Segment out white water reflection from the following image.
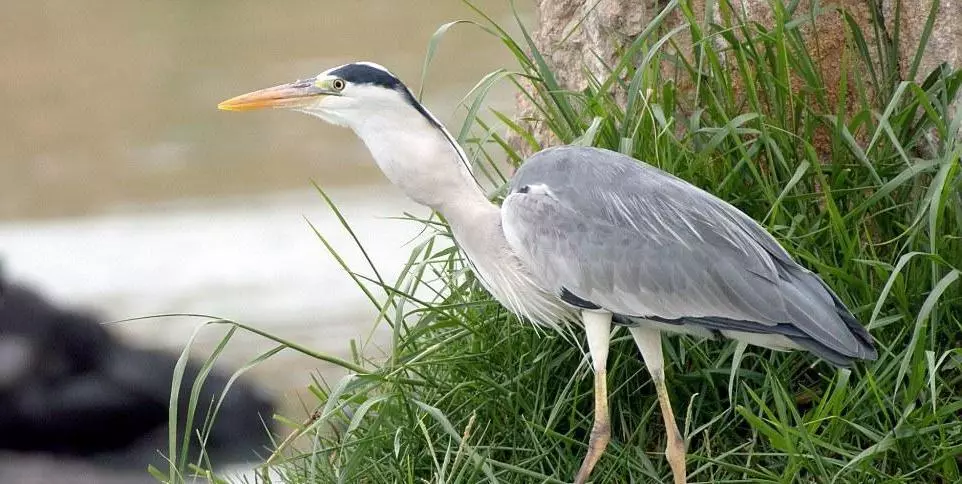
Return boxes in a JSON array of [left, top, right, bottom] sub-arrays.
[[0, 185, 423, 402]]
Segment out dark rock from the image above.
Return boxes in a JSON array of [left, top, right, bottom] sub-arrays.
[[0, 275, 275, 474]]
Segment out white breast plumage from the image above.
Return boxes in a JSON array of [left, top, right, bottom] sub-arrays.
[[465, 248, 575, 333]]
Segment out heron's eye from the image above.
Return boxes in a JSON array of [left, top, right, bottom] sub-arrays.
[[331, 78, 346, 91]]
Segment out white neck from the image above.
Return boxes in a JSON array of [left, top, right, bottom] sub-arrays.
[[352, 108, 490, 214], [346, 102, 573, 328]]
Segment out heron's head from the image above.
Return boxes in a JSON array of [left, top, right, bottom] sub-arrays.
[[217, 62, 426, 129], [218, 61, 475, 209]]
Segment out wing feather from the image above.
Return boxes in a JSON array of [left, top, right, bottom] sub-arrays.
[[502, 146, 876, 361]]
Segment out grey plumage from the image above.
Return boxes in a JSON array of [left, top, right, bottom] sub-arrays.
[[502, 146, 876, 366]]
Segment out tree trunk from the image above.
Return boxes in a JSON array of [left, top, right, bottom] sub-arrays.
[[515, 0, 961, 150], [512, 0, 650, 153]]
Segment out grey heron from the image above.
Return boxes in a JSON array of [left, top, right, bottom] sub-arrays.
[[218, 62, 877, 484]]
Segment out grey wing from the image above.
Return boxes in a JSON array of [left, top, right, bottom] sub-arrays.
[[502, 146, 876, 365]]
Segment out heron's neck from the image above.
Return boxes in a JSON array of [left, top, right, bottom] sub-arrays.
[[350, 107, 569, 325], [352, 111, 493, 217]]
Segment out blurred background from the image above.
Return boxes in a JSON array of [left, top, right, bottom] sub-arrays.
[[0, 1, 530, 481]]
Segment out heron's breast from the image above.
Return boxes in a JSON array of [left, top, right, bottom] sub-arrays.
[[446, 208, 574, 329], [472, 251, 573, 329]]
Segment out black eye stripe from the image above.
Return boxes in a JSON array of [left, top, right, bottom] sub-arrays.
[[323, 63, 443, 134], [327, 64, 401, 89]]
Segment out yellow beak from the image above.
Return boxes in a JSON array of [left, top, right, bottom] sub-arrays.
[[217, 78, 332, 111]]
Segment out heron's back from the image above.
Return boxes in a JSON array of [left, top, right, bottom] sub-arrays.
[[501, 146, 877, 366]]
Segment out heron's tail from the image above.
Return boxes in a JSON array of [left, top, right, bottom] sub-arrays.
[[822, 278, 878, 359], [782, 266, 878, 367]]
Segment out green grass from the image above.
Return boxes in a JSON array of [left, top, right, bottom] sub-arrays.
[[161, 0, 962, 482]]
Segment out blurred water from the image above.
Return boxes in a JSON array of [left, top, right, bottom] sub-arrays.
[[0, 0, 526, 219], [0, 188, 421, 395], [0, 0, 528, 414]]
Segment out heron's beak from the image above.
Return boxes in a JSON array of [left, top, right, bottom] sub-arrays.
[[218, 78, 333, 111]]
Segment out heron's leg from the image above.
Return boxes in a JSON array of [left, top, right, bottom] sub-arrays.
[[573, 310, 612, 484], [629, 326, 687, 484]]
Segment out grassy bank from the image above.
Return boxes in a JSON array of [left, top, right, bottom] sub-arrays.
[[165, 1, 962, 482]]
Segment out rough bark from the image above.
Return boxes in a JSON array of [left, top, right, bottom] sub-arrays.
[[513, 1, 650, 152], [530, 0, 648, 89], [887, 0, 962, 84], [515, 0, 962, 151]]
